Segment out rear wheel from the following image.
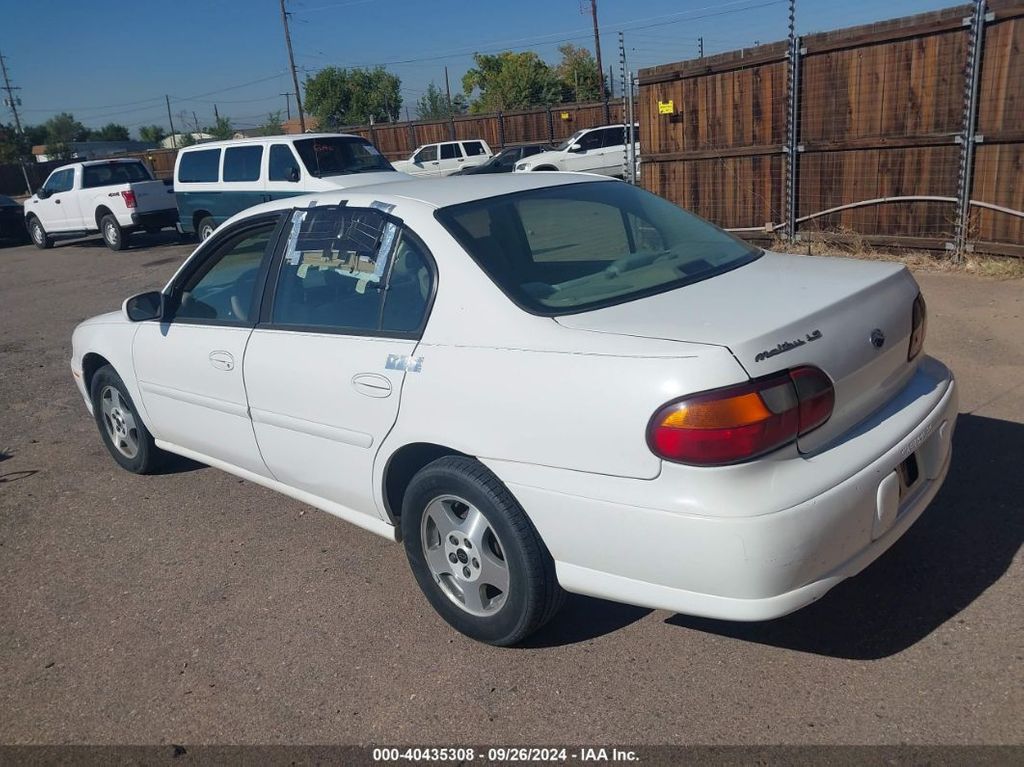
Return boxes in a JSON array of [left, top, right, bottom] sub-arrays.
[[101, 213, 128, 251], [28, 217, 53, 249], [90, 365, 163, 474], [197, 216, 216, 241], [402, 456, 564, 646]]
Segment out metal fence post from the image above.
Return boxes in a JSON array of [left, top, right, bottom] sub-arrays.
[[497, 110, 505, 148], [784, 0, 801, 242], [953, 0, 988, 261], [619, 31, 628, 180], [547, 106, 554, 143], [626, 71, 637, 185], [407, 121, 416, 155]]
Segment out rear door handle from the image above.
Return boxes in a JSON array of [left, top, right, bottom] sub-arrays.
[[55, 199, 61, 204], [209, 350, 235, 371], [352, 373, 392, 398]]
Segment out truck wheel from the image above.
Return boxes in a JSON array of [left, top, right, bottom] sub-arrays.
[[197, 216, 216, 242], [101, 214, 129, 251], [27, 217, 53, 250], [402, 456, 565, 646]]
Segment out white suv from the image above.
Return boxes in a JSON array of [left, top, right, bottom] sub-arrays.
[[391, 140, 492, 177], [514, 124, 639, 178]]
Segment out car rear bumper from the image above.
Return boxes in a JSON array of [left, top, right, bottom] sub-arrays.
[[130, 208, 178, 230], [486, 356, 957, 621]]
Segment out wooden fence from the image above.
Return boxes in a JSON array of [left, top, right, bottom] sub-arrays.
[[638, 1, 1024, 257]]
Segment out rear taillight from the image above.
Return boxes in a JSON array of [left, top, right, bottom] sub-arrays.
[[121, 190, 137, 208], [648, 366, 834, 466], [908, 293, 926, 361]]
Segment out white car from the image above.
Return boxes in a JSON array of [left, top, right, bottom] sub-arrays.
[[391, 139, 493, 177], [70, 174, 956, 646], [25, 159, 178, 251], [514, 124, 640, 177]]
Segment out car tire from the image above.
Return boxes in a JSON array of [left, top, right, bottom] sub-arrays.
[[101, 214, 129, 251], [27, 216, 53, 250], [197, 217, 216, 241], [402, 456, 565, 646], [90, 365, 163, 474]]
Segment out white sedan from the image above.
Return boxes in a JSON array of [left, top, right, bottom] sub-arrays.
[[70, 174, 957, 645]]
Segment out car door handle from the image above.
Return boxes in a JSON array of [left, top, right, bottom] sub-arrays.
[[55, 199, 61, 204], [351, 373, 392, 398], [209, 350, 235, 371]]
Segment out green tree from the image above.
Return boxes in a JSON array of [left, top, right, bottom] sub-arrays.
[[257, 111, 284, 136], [303, 66, 402, 129], [0, 122, 25, 163], [206, 115, 234, 140], [88, 122, 131, 141], [43, 112, 88, 158], [462, 51, 561, 113], [415, 82, 468, 121], [555, 44, 604, 103], [138, 125, 166, 144]]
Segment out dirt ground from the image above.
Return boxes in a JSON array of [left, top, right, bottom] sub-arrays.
[[0, 233, 1021, 746]]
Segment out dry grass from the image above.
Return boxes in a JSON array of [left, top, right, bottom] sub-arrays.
[[768, 234, 1024, 280]]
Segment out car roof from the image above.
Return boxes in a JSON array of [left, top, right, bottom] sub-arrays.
[[274, 172, 616, 212], [177, 133, 364, 150]]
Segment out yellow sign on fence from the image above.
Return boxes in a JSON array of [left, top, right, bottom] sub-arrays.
[[658, 100, 675, 115]]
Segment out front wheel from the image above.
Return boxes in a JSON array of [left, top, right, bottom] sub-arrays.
[[28, 217, 53, 249], [402, 456, 564, 646], [90, 365, 164, 474], [101, 213, 129, 251]]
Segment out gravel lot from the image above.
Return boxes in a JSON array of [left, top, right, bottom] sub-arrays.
[[0, 234, 1021, 746]]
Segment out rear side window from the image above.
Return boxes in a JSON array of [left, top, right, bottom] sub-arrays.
[[269, 206, 432, 336], [223, 146, 263, 182], [269, 144, 300, 181], [178, 149, 221, 183], [462, 141, 486, 157], [440, 143, 461, 160]]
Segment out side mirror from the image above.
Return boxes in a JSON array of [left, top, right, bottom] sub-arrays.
[[122, 291, 165, 322], [288, 166, 300, 182], [36, 188, 52, 199], [568, 143, 583, 153]]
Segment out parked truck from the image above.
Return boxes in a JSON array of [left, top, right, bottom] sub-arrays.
[[25, 159, 178, 251]]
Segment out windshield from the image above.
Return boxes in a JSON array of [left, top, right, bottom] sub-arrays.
[[436, 181, 761, 315], [556, 131, 585, 151], [293, 137, 395, 177]]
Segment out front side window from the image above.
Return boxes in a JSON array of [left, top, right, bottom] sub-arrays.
[[178, 149, 221, 183], [293, 137, 393, 177], [462, 141, 486, 157], [415, 145, 438, 163], [223, 146, 263, 182], [270, 207, 431, 335], [44, 169, 74, 193], [576, 130, 604, 151], [440, 143, 461, 160], [269, 144, 300, 181], [173, 222, 277, 324], [436, 182, 761, 315]]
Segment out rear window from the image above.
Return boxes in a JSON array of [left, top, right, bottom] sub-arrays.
[[82, 162, 152, 188], [178, 149, 221, 183], [462, 141, 486, 156], [223, 145, 263, 182], [436, 182, 761, 316], [293, 137, 393, 177]]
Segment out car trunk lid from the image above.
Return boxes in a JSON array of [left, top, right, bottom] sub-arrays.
[[554, 251, 921, 452]]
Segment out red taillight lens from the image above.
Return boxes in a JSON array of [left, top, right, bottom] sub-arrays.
[[648, 367, 834, 465], [121, 190, 137, 208], [908, 292, 926, 361]]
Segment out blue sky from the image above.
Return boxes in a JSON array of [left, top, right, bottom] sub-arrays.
[[1, 0, 953, 135]]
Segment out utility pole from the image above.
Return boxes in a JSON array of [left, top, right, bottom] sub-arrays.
[[279, 0, 306, 132], [444, 66, 455, 139], [0, 51, 32, 194], [698, 36, 704, 58], [280, 92, 293, 120], [608, 64, 614, 99], [213, 103, 220, 122], [165, 94, 177, 148], [589, 1, 605, 97]]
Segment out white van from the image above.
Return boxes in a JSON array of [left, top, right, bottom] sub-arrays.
[[174, 133, 406, 239]]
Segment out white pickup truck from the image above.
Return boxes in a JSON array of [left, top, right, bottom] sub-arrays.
[[25, 159, 178, 251]]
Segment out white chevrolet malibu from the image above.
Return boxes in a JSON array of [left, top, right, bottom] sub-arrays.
[[71, 174, 957, 645]]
